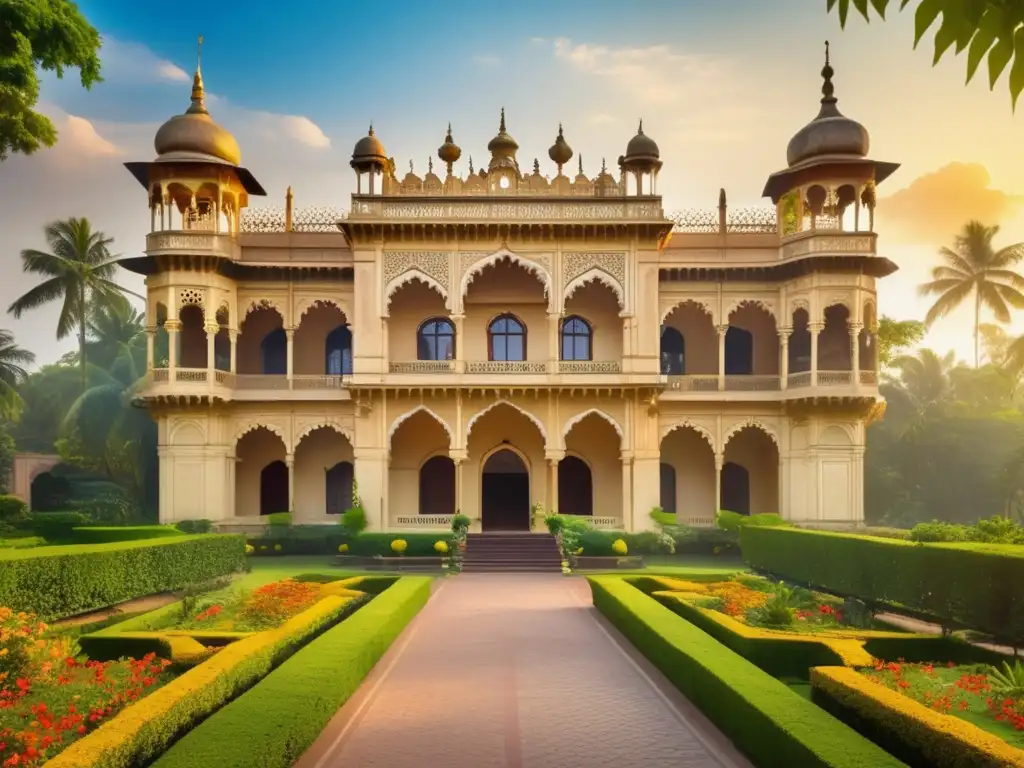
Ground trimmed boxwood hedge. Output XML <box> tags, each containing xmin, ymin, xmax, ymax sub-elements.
<box><xmin>0</xmin><ymin>535</ymin><xmax>246</xmax><ymax>620</ymax></box>
<box><xmin>152</xmin><ymin>576</ymin><xmax>431</xmax><ymax>768</ymax></box>
<box><xmin>588</xmin><ymin>576</ymin><xmax>902</xmax><ymax>767</ymax></box>
<box><xmin>70</xmin><ymin>526</ymin><xmax>185</xmax><ymax>544</ymax></box>
<box><xmin>740</xmin><ymin>526</ymin><xmax>1024</xmax><ymax>643</ymax></box>
<box><xmin>248</xmin><ymin>530</ymin><xmax>454</xmax><ymax>557</ymax></box>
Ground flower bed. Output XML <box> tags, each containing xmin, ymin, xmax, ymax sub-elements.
<box><xmin>0</xmin><ymin>608</ymin><xmax>176</xmax><ymax>766</ymax></box>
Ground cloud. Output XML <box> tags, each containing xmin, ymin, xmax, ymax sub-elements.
<box><xmin>62</xmin><ymin>115</ymin><xmax>120</xmax><ymax>157</ymax></box>
<box><xmin>241</xmin><ymin>111</ymin><xmax>331</xmax><ymax>149</ymax></box>
<box><xmin>99</xmin><ymin>36</ymin><xmax>190</xmax><ymax>84</ymax></box>
<box><xmin>876</xmin><ymin>162</ymin><xmax>1024</xmax><ymax>246</ymax></box>
<box><xmin>473</xmin><ymin>54</ymin><xmax>501</xmax><ymax>67</ymax></box>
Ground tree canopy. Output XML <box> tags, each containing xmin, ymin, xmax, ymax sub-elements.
<box><xmin>0</xmin><ymin>0</ymin><xmax>103</xmax><ymax>160</ymax></box>
<box><xmin>828</xmin><ymin>0</ymin><xmax>1024</xmax><ymax>107</ymax></box>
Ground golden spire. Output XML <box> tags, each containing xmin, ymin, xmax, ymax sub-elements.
<box><xmin>187</xmin><ymin>35</ymin><xmax>208</xmax><ymax>115</ymax></box>
<box><xmin>500</xmin><ymin>107</ymin><xmax>506</xmax><ymax>133</ymax></box>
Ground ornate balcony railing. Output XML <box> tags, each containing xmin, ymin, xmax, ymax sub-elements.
<box><xmin>859</xmin><ymin>370</ymin><xmax>878</xmax><ymax>385</ymax></box>
<box><xmin>394</xmin><ymin>515</ymin><xmax>454</xmax><ymax>528</ymax></box>
<box><xmin>145</xmin><ymin>231</ymin><xmax>239</xmax><ymax>258</ymax></box>
<box><xmin>146</xmin><ymin>369</ymin><xmax>348</xmax><ymax>392</ymax></box>
<box><xmin>589</xmin><ymin>517</ymin><xmax>622</xmax><ymax>529</ymax></box>
<box><xmin>464</xmin><ymin>361</ymin><xmax>549</xmax><ymax>374</ymax></box>
<box><xmin>388</xmin><ymin>360</ymin><xmax>622</xmax><ymax>375</ymax></box>
<box><xmin>787</xmin><ymin>372</ymin><xmax>812</xmax><ymax>389</ymax></box>
<box><xmin>389</xmin><ymin>361</ymin><xmax>456</xmax><ymax>374</ymax></box>
<box><xmin>818</xmin><ymin>371</ymin><xmax>853</xmax><ymax>386</ymax></box>
<box><xmin>557</xmin><ymin>361</ymin><xmax>622</xmax><ymax>374</ymax></box>
<box><xmin>665</xmin><ymin>375</ymin><xmax>719</xmax><ymax>392</ymax></box>
<box><xmin>724</xmin><ymin>375</ymin><xmax>780</xmax><ymax>391</ymax></box>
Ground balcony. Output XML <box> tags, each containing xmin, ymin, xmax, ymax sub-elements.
<box><xmin>145</xmin><ymin>231</ymin><xmax>240</xmax><ymax>260</ymax></box>
<box><xmin>664</xmin><ymin>369</ymin><xmax>878</xmax><ymax>399</ymax></box>
<box><xmin>143</xmin><ymin>369</ymin><xmax>350</xmax><ymax>401</ymax></box>
<box><xmin>380</xmin><ymin>360</ymin><xmax>627</xmax><ymax>387</ymax></box>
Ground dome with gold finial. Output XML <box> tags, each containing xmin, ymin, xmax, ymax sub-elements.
<box><xmin>786</xmin><ymin>42</ymin><xmax>869</xmax><ymax>167</ymax></box>
<box><xmin>438</xmin><ymin>123</ymin><xmax>462</xmax><ymax>168</ymax></box>
<box><xmin>351</xmin><ymin>124</ymin><xmax>388</xmax><ymax>173</ymax></box>
<box><xmin>621</xmin><ymin>119</ymin><xmax>661</xmax><ymax>172</ymax></box>
<box><xmin>153</xmin><ymin>41</ymin><xmax>241</xmax><ymax>166</ymax></box>
<box><xmin>548</xmin><ymin>124</ymin><xmax>573</xmax><ymax>170</ymax></box>
<box><xmin>487</xmin><ymin>107</ymin><xmax>519</xmax><ymax>156</ymax></box>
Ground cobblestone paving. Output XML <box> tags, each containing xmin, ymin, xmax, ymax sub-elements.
<box><xmin>297</xmin><ymin>574</ymin><xmax>751</xmax><ymax>768</ymax></box>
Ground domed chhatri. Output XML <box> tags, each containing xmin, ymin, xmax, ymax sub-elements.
<box><xmin>153</xmin><ymin>49</ymin><xmax>241</xmax><ymax>166</ymax></box>
<box><xmin>621</xmin><ymin>119</ymin><xmax>661</xmax><ymax>171</ymax></box>
<box><xmin>487</xmin><ymin>108</ymin><xmax>519</xmax><ymax>156</ymax></box>
<box><xmin>786</xmin><ymin>41</ymin><xmax>869</xmax><ymax>167</ymax></box>
<box><xmin>351</xmin><ymin>124</ymin><xmax>388</xmax><ymax>173</ymax></box>
<box><xmin>437</xmin><ymin>123</ymin><xmax>462</xmax><ymax>171</ymax></box>
<box><xmin>548</xmin><ymin>123</ymin><xmax>574</xmax><ymax>172</ymax></box>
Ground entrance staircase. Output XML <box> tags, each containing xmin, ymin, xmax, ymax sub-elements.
<box><xmin>461</xmin><ymin>533</ymin><xmax>563</xmax><ymax>573</ymax></box>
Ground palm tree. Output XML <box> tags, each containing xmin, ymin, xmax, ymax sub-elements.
<box><xmin>8</xmin><ymin>218</ymin><xmax>139</xmax><ymax>391</ymax></box>
<box><xmin>59</xmin><ymin>297</ymin><xmax>146</xmax><ymax>373</ymax></box>
<box><xmin>918</xmin><ymin>221</ymin><xmax>1024</xmax><ymax>368</ymax></box>
<box><xmin>0</xmin><ymin>330</ymin><xmax>35</xmax><ymax>419</ymax></box>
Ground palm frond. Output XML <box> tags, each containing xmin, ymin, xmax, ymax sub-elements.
<box><xmin>935</xmin><ymin>246</ymin><xmax>975</xmax><ymax>275</ymax></box>
<box><xmin>978</xmin><ymin>282</ymin><xmax>1013</xmax><ymax>323</ymax></box>
<box><xmin>7</xmin><ymin>277</ymin><xmax>68</xmax><ymax>318</ymax></box>
<box><xmin>922</xmin><ymin>280</ymin><xmax>974</xmax><ymax>326</ymax></box>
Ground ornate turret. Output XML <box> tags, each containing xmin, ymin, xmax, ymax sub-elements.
<box><xmin>619</xmin><ymin>120</ymin><xmax>662</xmax><ymax>195</ymax></box>
<box><xmin>486</xmin><ymin>108</ymin><xmax>521</xmax><ymax>179</ymax></box>
<box><xmin>351</xmin><ymin>124</ymin><xmax>388</xmax><ymax>194</ymax></box>
<box><xmin>437</xmin><ymin>123</ymin><xmax>462</xmax><ymax>176</ymax></box>
<box><xmin>548</xmin><ymin>124</ymin><xmax>573</xmax><ymax>175</ymax></box>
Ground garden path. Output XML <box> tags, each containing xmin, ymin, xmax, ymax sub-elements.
<box><xmin>296</xmin><ymin>574</ymin><xmax>751</xmax><ymax>768</ymax></box>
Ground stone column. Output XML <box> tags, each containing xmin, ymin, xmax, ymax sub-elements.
<box><xmin>229</xmin><ymin>330</ymin><xmax>238</xmax><ymax>374</ymax></box>
<box><xmin>714</xmin><ymin>452</ymin><xmax>724</xmax><ymax>513</ymax></box>
<box><xmin>545</xmin><ymin>449</ymin><xmax>565</xmax><ymax>517</ymax></box>
<box><xmin>620</xmin><ymin>454</ymin><xmax>634</xmax><ymax>531</ymax></box>
<box><xmin>717</xmin><ymin>324</ymin><xmax>728</xmax><ymax>390</ymax></box>
<box><xmin>205</xmin><ymin>323</ymin><xmax>218</xmax><ymax>381</ymax></box>
<box><xmin>850</xmin><ymin>322</ymin><xmax>863</xmax><ymax>387</ymax></box>
<box><xmin>165</xmin><ymin>320</ymin><xmax>180</xmax><ymax>382</ymax></box>
<box><xmin>452</xmin><ymin>314</ymin><xmax>465</xmax><ymax>373</ymax></box>
<box><xmin>809</xmin><ymin>322</ymin><xmax>823</xmax><ymax>387</ymax></box>
<box><xmin>285</xmin><ymin>453</ymin><xmax>295</xmax><ymax>515</ymax></box>
<box><xmin>285</xmin><ymin>327</ymin><xmax>295</xmax><ymax>386</ymax></box>
<box><xmin>778</xmin><ymin>327</ymin><xmax>791</xmax><ymax>390</ymax></box>
<box><xmin>450</xmin><ymin>449</ymin><xmax>467</xmax><ymax>515</ymax></box>
<box><xmin>547</xmin><ymin>312</ymin><xmax>561</xmax><ymax>374</ymax></box>
<box><xmin>146</xmin><ymin>327</ymin><xmax>156</xmax><ymax>371</ymax></box>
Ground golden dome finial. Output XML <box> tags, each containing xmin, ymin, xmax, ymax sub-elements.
<box><xmin>188</xmin><ymin>35</ymin><xmax>208</xmax><ymax>115</ymax></box>
<box><xmin>500</xmin><ymin>107</ymin><xmax>506</xmax><ymax>133</ymax></box>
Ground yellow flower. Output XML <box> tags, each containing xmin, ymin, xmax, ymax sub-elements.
<box><xmin>338</xmin><ymin>543</ymin><xmax>349</xmax><ymax>553</ymax></box>
<box><xmin>260</xmin><ymin>545</ymin><xmax>268</xmax><ymax>551</ymax></box>
<box><xmin>433</xmin><ymin>540</ymin><xmax>449</xmax><ymax>554</ymax></box>
<box><xmin>273</xmin><ymin>544</ymin><xmax>282</xmax><ymax>552</ymax></box>
<box><xmin>391</xmin><ymin>539</ymin><xmax>408</xmax><ymax>554</ymax></box>
<box><xmin>612</xmin><ymin>538</ymin><xmax>628</xmax><ymax>555</ymax></box>
<box><xmin>245</xmin><ymin>544</ymin><xmax>254</xmax><ymax>554</ymax></box>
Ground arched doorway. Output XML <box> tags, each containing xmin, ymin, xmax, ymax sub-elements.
<box><xmin>481</xmin><ymin>448</ymin><xmax>529</xmax><ymax>531</ymax></box>
<box><xmin>325</xmin><ymin>461</ymin><xmax>354</xmax><ymax>515</ymax></box>
<box><xmin>558</xmin><ymin>455</ymin><xmax>593</xmax><ymax>516</ymax></box>
<box><xmin>260</xmin><ymin>460</ymin><xmax>289</xmax><ymax>515</ymax></box>
<box><xmin>720</xmin><ymin>462</ymin><xmax>750</xmax><ymax>515</ymax></box>
<box><xmin>419</xmin><ymin>455</ymin><xmax>456</xmax><ymax>516</ymax></box>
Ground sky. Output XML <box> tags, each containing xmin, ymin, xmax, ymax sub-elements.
<box><xmin>3</xmin><ymin>0</ymin><xmax>1024</xmax><ymax>366</ymax></box>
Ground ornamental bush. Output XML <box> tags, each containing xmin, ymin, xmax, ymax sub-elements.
<box><xmin>70</xmin><ymin>526</ymin><xmax>185</xmax><ymax>544</ymax></box>
<box><xmin>0</xmin><ymin>535</ymin><xmax>247</xmax><ymax>620</ymax></box>
<box><xmin>0</xmin><ymin>495</ymin><xmax>27</xmax><ymax>521</ymax></box>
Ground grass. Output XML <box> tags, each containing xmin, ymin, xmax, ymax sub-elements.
<box><xmin>235</xmin><ymin>556</ymin><xmax>407</xmax><ymax>589</ymax></box>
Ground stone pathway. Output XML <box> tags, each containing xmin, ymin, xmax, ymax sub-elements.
<box><xmin>296</xmin><ymin>574</ymin><xmax>751</xmax><ymax>768</ymax></box>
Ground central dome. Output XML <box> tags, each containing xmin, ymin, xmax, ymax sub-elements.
<box><xmin>153</xmin><ymin>71</ymin><xmax>241</xmax><ymax>166</ymax></box>
<box><xmin>487</xmin><ymin>108</ymin><xmax>519</xmax><ymax>155</ymax></box>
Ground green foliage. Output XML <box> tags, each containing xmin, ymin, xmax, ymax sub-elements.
<box><xmin>588</xmin><ymin>576</ymin><xmax>903</xmax><ymax>767</ymax></box>
<box><xmin>648</xmin><ymin>506</ymin><xmax>677</xmax><ymax>527</ymax></box>
<box><xmin>176</xmin><ymin>519</ymin><xmax>213</xmax><ymax>534</ymax></box>
<box><xmin>69</xmin><ymin>525</ymin><xmax>184</xmax><ymax>544</ymax></box>
<box><xmin>0</xmin><ymin>494</ymin><xmax>27</xmax><ymax>521</ymax></box>
<box><xmin>909</xmin><ymin>515</ymin><xmax>1024</xmax><ymax>543</ymax></box>
<box><xmin>265</xmin><ymin>512</ymin><xmax>292</xmax><ymax>526</ymax></box>
<box><xmin>450</xmin><ymin>512</ymin><xmax>470</xmax><ymax>534</ymax></box>
<box><xmin>0</xmin><ymin>330</ymin><xmax>35</xmax><ymax>419</ymax></box>
<box><xmin>340</xmin><ymin>505</ymin><xmax>367</xmax><ymax>536</ymax></box>
<box><xmin>347</xmin><ymin>533</ymin><xmax>454</xmax><ymax>557</ymax></box>
<box><xmin>749</xmin><ymin>583</ymin><xmax>816</xmax><ymax>628</ymax></box>
<box><xmin>876</xmin><ymin>315</ymin><xmax>926</xmax><ymax>367</ymax></box>
<box><xmin>0</xmin><ymin>536</ymin><xmax>44</xmax><ymax>549</ymax></box>
<box><xmin>152</xmin><ymin>577</ymin><xmax>430</xmax><ymax>768</ymax></box>
<box><xmin>717</xmin><ymin>510</ymin><xmax>789</xmax><ymax>533</ymax></box>
<box><xmin>828</xmin><ymin>0</ymin><xmax>1024</xmax><ymax>109</ymax></box>
<box><xmin>987</xmin><ymin>659</ymin><xmax>1024</xmax><ymax>697</ymax></box>
<box><xmin>67</xmin><ymin>491</ymin><xmax>138</xmax><ymax>523</ymax></box>
<box><xmin>740</xmin><ymin>526</ymin><xmax>1024</xmax><ymax>643</ymax></box>
<box><xmin>575</xmin><ymin>529</ymin><xmax>676</xmax><ymax>556</ymax></box>
<box><xmin>0</xmin><ymin>534</ymin><xmax>245</xmax><ymax>619</ymax></box>
<box><xmin>0</xmin><ymin>0</ymin><xmax>103</xmax><ymax>159</ymax></box>
<box><xmin>19</xmin><ymin>510</ymin><xmax>91</xmax><ymax>539</ymax></box>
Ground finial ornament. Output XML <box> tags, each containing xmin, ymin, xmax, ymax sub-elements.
<box><xmin>468</xmin><ymin>155</ymin><xmax>474</xmax><ymax>174</ymax></box>
<box><xmin>368</xmin><ymin>122</ymin><xmax>374</xmax><ymax>136</ymax></box>
<box><xmin>428</xmin><ymin>156</ymin><xmax>433</xmax><ymax>174</ymax></box>
<box><xmin>820</xmin><ymin>40</ymin><xmax>836</xmax><ymax>104</ymax></box>
<box><xmin>533</xmin><ymin>158</ymin><xmax>540</xmax><ymax>174</ymax></box>
<box><xmin>578</xmin><ymin>154</ymin><xmax>583</xmax><ymax>175</ymax></box>
<box><xmin>187</xmin><ymin>36</ymin><xmax>207</xmax><ymax>114</ymax></box>
<box><xmin>601</xmin><ymin>157</ymin><xmax>607</xmax><ymax>173</ymax></box>
<box><xmin>500</xmin><ymin>107</ymin><xmax>506</xmax><ymax>132</ymax></box>
<box><xmin>409</xmin><ymin>159</ymin><xmax>414</xmax><ymax>174</ymax></box>
<box><xmin>197</xmin><ymin>35</ymin><xmax>204</xmax><ymax>72</ymax></box>
<box><xmin>638</xmin><ymin>118</ymin><xmax>644</xmax><ymax>134</ymax></box>
<box><xmin>558</xmin><ymin>123</ymin><xmax>564</xmax><ymax>137</ymax></box>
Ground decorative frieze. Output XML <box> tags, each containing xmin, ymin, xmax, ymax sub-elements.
<box><xmin>562</xmin><ymin>252</ymin><xmax>627</xmax><ymax>287</ymax></box>
<box><xmin>382</xmin><ymin>251</ymin><xmax>452</xmax><ymax>291</ymax></box>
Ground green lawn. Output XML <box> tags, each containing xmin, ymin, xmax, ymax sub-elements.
<box><xmin>236</xmin><ymin>556</ymin><xmax>408</xmax><ymax>588</ymax></box>
<box><xmin>575</xmin><ymin>554</ymin><xmax>746</xmax><ymax>577</ymax></box>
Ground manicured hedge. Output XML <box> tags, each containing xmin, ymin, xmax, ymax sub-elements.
<box><xmin>152</xmin><ymin>576</ymin><xmax>431</xmax><ymax>768</ymax></box>
<box><xmin>71</xmin><ymin>526</ymin><xmax>185</xmax><ymax>544</ymax></box>
<box><xmin>812</xmin><ymin>666</ymin><xmax>1024</xmax><ymax>767</ymax></box>
<box><xmin>45</xmin><ymin>592</ymin><xmax>365</xmax><ymax>768</ymax></box>
<box><xmin>740</xmin><ymin>526</ymin><xmax>1024</xmax><ymax>643</ymax></box>
<box><xmin>588</xmin><ymin>576</ymin><xmax>902</xmax><ymax>768</ymax></box>
<box><xmin>248</xmin><ymin>530</ymin><xmax>454</xmax><ymax>557</ymax></box>
<box><xmin>0</xmin><ymin>535</ymin><xmax>246</xmax><ymax>620</ymax></box>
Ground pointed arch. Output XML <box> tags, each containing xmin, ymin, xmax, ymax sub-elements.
<box><xmin>723</xmin><ymin>418</ymin><xmax>778</xmax><ymax>448</ymax></box>
<box><xmin>660</xmin><ymin>419</ymin><xmax>716</xmax><ymax>453</ymax></box>
<box><xmin>661</xmin><ymin>298</ymin><xmax>715</xmax><ymax>324</ymax></box>
<box><xmin>563</xmin><ymin>408</ymin><xmax>623</xmax><ymax>441</ymax></box>
<box><xmin>296</xmin><ymin>297</ymin><xmax>350</xmax><ymax>324</ymax></box>
<box><xmin>460</xmin><ymin>249</ymin><xmax>552</xmax><ymax>300</ymax></box>
<box><xmin>466</xmin><ymin>400</ymin><xmax>548</xmax><ymax>443</ymax></box>
<box><xmin>563</xmin><ymin>269</ymin><xmax>624</xmax><ymax>309</ymax></box>
<box><xmin>387</xmin><ymin>405</ymin><xmax>454</xmax><ymax>449</ymax></box>
<box><xmin>234</xmin><ymin>421</ymin><xmax>288</xmax><ymax>450</ymax></box>
<box><xmin>384</xmin><ymin>270</ymin><xmax>449</xmax><ymax>314</ymax></box>
<box><xmin>294</xmin><ymin>420</ymin><xmax>354</xmax><ymax>447</ymax></box>
<box><xmin>241</xmin><ymin>298</ymin><xmax>284</xmax><ymax>323</ymax></box>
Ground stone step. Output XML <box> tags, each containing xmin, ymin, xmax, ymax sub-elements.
<box><xmin>461</xmin><ymin>564</ymin><xmax>564</xmax><ymax>573</ymax></box>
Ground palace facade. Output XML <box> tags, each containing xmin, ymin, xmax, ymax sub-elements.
<box><xmin>122</xmin><ymin>46</ymin><xmax>897</xmax><ymax>533</ymax></box>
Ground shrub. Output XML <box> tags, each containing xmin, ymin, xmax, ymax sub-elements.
<box><xmin>151</xmin><ymin>577</ymin><xmax>431</xmax><ymax>768</ymax></box>
<box><xmin>434</xmin><ymin>540</ymin><xmax>449</xmax><ymax>555</ymax></box>
<box><xmin>450</xmin><ymin>513</ymin><xmax>470</xmax><ymax>534</ymax></box>
<box><xmin>718</xmin><ymin>510</ymin><xmax>789</xmax><ymax>533</ymax></box>
<box><xmin>0</xmin><ymin>495</ymin><xmax>27</xmax><ymax>521</ymax></box>
<box><xmin>909</xmin><ymin>516</ymin><xmax>1024</xmax><ymax>544</ymax></box>
<box><xmin>340</xmin><ymin>505</ymin><xmax>367</xmax><ymax>535</ymax></box>
<box><xmin>265</xmin><ymin>512</ymin><xmax>291</xmax><ymax>526</ymax></box>
<box><xmin>19</xmin><ymin>511</ymin><xmax>92</xmax><ymax>540</ymax></box>
<box><xmin>176</xmin><ymin>520</ymin><xmax>213</xmax><ymax>534</ymax></box>
<box><xmin>0</xmin><ymin>535</ymin><xmax>246</xmax><ymax>620</ymax></box>
<box><xmin>71</xmin><ymin>526</ymin><xmax>185</xmax><ymax>544</ymax></box>
<box><xmin>740</xmin><ymin>526</ymin><xmax>1024</xmax><ymax>644</ymax></box>
<box><xmin>588</xmin><ymin>576</ymin><xmax>902</xmax><ymax>767</ymax></box>
<box><xmin>390</xmin><ymin>539</ymin><xmax>407</xmax><ymax>555</ymax></box>
<box><xmin>347</xmin><ymin>533</ymin><xmax>453</xmax><ymax>557</ymax></box>
<box><xmin>69</xmin><ymin>494</ymin><xmax>139</xmax><ymax>524</ymax></box>
<box><xmin>908</xmin><ymin>520</ymin><xmax>973</xmax><ymax>542</ymax></box>
<box><xmin>612</xmin><ymin>538</ymin><xmax>628</xmax><ymax>555</ymax></box>
<box><xmin>648</xmin><ymin>506</ymin><xmax>676</xmax><ymax>527</ymax></box>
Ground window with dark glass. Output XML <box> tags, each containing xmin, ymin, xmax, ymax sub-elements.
<box><xmin>417</xmin><ymin>318</ymin><xmax>456</xmax><ymax>361</ymax></box>
<box><xmin>326</xmin><ymin>325</ymin><xmax>353</xmax><ymax>375</ymax></box>
<box><xmin>261</xmin><ymin>328</ymin><xmax>287</xmax><ymax>375</ymax></box>
<box><xmin>660</xmin><ymin>325</ymin><xmax>684</xmax><ymax>374</ymax></box>
<box><xmin>488</xmin><ymin>314</ymin><xmax>526</xmax><ymax>361</ymax></box>
<box><xmin>560</xmin><ymin>316</ymin><xmax>592</xmax><ymax>361</ymax></box>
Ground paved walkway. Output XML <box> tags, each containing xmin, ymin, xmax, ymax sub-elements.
<box><xmin>296</xmin><ymin>574</ymin><xmax>751</xmax><ymax>768</ymax></box>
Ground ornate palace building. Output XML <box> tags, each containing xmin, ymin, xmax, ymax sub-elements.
<box><xmin>122</xmin><ymin>45</ymin><xmax>897</xmax><ymax>533</ymax></box>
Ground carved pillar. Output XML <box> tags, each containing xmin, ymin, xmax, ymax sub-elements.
<box><xmin>778</xmin><ymin>326</ymin><xmax>792</xmax><ymax>390</ymax></box>
<box><xmin>452</xmin><ymin>314</ymin><xmax>465</xmax><ymax>373</ymax></box>
<box><xmin>850</xmin><ymin>322</ymin><xmax>863</xmax><ymax>387</ymax></box>
<box><xmin>809</xmin><ymin>322</ymin><xmax>823</xmax><ymax>387</ymax></box>
<box><xmin>621</xmin><ymin>454</ymin><xmax>633</xmax><ymax>530</ymax></box>
<box><xmin>714</xmin><ymin>452</ymin><xmax>724</xmax><ymax>514</ymax></box>
<box><xmin>205</xmin><ymin>323</ymin><xmax>218</xmax><ymax>379</ymax></box>
<box><xmin>146</xmin><ymin>327</ymin><xmax>156</xmax><ymax>371</ymax></box>
<box><xmin>716</xmin><ymin>324</ymin><xmax>728</xmax><ymax>391</ymax></box>
<box><xmin>545</xmin><ymin>449</ymin><xmax>565</xmax><ymax>516</ymax></box>
<box><xmin>285</xmin><ymin>453</ymin><xmax>295</xmax><ymax>514</ymax></box>
<box><xmin>229</xmin><ymin>330</ymin><xmax>238</xmax><ymax>374</ymax></box>
<box><xmin>450</xmin><ymin>451</ymin><xmax>467</xmax><ymax>515</ymax></box>
<box><xmin>285</xmin><ymin>327</ymin><xmax>295</xmax><ymax>385</ymax></box>
<box><xmin>547</xmin><ymin>312</ymin><xmax>561</xmax><ymax>373</ymax></box>
<box><xmin>165</xmin><ymin>320</ymin><xmax>180</xmax><ymax>382</ymax></box>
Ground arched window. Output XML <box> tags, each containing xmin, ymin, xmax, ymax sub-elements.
<box><xmin>560</xmin><ymin>316</ymin><xmax>592</xmax><ymax>361</ymax></box>
<box><xmin>419</xmin><ymin>456</ymin><xmax>456</xmax><ymax>515</ymax></box>
<box><xmin>325</xmin><ymin>461</ymin><xmax>354</xmax><ymax>515</ymax></box>
<box><xmin>659</xmin><ymin>463</ymin><xmax>677</xmax><ymax>514</ymax></box>
<box><xmin>417</xmin><ymin>318</ymin><xmax>455</xmax><ymax>361</ymax></box>
<box><xmin>557</xmin><ymin>456</ymin><xmax>593</xmax><ymax>515</ymax></box>
<box><xmin>721</xmin><ymin>462</ymin><xmax>750</xmax><ymax>515</ymax></box>
<box><xmin>326</xmin><ymin>325</ymin><xmax>353</xmax><ymax>375</ymax></box>
<box><xmin>260</xmin><ymin>460</ymin><xmax>289</xmax><ymax>515</ymax></box>
<box><xmin>488</xmin><ymin>314</ymin><xmax>526</xmax><ymax>361</ymax></box>
<box><xmin>660</xmin><ymin>326</ymin><xmax>684</xmax><ymax>374</ymax></box>
<box><xmin>724</xmin><ymin>327</ymin><xmax>753</xmax><ymax>375</ymax></box>
<box><xmin>261</xmin><ymin>328</ymin><xmax>287</xmax><ymax>375</ymax></box>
